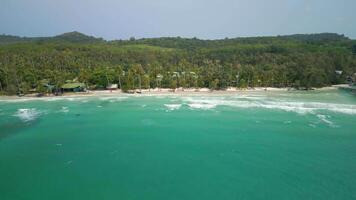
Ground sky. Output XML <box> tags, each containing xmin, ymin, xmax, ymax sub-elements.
<box><xmin>0</xmin><ymin>0</ymin><xmax>355</xmax><ymax>40</ymax></box>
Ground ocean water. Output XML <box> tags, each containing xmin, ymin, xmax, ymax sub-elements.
<box><xmin>0</xmin><ymin>90</ymin><xmax>356</xmax><ymax>200</ymax></box>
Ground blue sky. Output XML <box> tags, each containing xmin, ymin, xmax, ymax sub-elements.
<box><xmin>0</xmin><ymin>0</ymin><xmax>355</xmax><ymax>39</ymax></box>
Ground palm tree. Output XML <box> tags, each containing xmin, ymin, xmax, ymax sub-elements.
<box><xmin>156</xmin><ymin>74</ymin><xmax>163</xmax><ymax>90</ymax></box>
<box><xmin>137</xmin><ymin>75</ymin><xmax>142</xmax><ymax>93</ymax></box>
<box><xmin>118</xmin><ymin>70</ymin><xmax>125</xmax><ymax>90</ymax></box>
<box><xmin>235</xmin><ymin>72</ymin><xmax>240</xmax><ymax>88</ymax></box>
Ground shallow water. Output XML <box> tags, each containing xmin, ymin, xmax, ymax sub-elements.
<box><xmin>0</xmin><ymin>90</ymin><xmax>356</xmax><ymax>200</ymax></box>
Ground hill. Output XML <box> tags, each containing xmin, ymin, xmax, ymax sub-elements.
<box><xmin>0</xmin><ymin>32</ymin><xmax>355</xmax><ymax>94</ymax></box>
<box><xmin>0</xmin><ymin>31</ymin><xmax>104</xmax><ymax>45</ymax></box>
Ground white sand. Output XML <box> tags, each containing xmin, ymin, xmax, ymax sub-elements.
<box><xmin>0</xmin><ymin>87</ymin><xmax>338</xmax><ymax>100</ymax></box>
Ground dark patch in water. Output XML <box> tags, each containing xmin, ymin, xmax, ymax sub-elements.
<box><xmin>0</xmin><ymin>121</ymin><xmax>31</xmax><ymax>140</ymax></box>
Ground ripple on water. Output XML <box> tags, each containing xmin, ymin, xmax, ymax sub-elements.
<box><xmin>316</xmin><ymin>114</ymin><xmax>338</xmax><ymax>128</ymax></box>
<box><xmin>60</xmin><ymin>107</ymin><xmax>69</xmax><ymax>113</ymax></box>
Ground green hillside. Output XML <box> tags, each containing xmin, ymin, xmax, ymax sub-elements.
<box><xmin>0</xmin><ymin>32</ymin><xmax>355</xmax><ymax>94</ymax></box>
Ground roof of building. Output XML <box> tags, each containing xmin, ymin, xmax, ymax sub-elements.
<box><xmin>107</xmin><ymin>84</ymin><xmax>118</xmax><ymax>89</ymax></box>
<box><xmin>61</xmin><ymin>83</ymin><xmax>85</xmax><ymax>89</ymax></box>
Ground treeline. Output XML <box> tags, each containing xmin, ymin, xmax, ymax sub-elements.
<box><xmin>0</xmin><ymin>32</ymin><xmax>356</xmax><ymax>94</ymax></box>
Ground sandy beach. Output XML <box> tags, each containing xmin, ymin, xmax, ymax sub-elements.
<box><xmin>0</xmin><ymin>86</ymin><xmax>339</xmax><ymax>101</ymax></box>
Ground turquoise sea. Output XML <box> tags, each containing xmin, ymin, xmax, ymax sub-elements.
<box><xmin>0</xmin><ymin>90</ymin><xmax>356</xmax><ymax>200</ymax></box>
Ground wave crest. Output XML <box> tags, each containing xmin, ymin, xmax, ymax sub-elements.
<box><xmin>182</xmin><ymin>97</ymin><xmax>356</xmax><ymax>115</ymax></box>
<box><xmin>164</xmin><ymin>104</ymin><xmax>182</xmax><ymax>111</ymax></box>
<box><xmin>99</xmin><ymin>96</ymin><xmax>128</xmax><ymax>102</ymax></box>
<box><xmin>14</xmin><ymin>108</ymin><xmax>42</xmax><ymax>122</ymax></box>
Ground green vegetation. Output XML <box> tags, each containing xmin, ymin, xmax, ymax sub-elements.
<box><xmin>61</xmin><ymin>82</ymin><xmax>86</xmax><ymax>90</ymax></box>
<box><xmin>0</xmin><ymin>32</ymin><xmax>355</xmax><ymax>95</ymax></box>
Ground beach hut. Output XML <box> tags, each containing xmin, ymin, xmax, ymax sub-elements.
<box><xmin>43</xmin><ymin>83</ymin><xmax>55</xmax><ymax>93</ymax></box>
<box><xmin>335</xmin><ymin>70</ymin><xmax>343</xmax><ymax>75</ymax></box>
<box><xmin>61</xmin><ymin>82</ymin><xmax>86</xmax><ymax>92</ymax></box>
<box><xmin>106</xmin><ymin>84</ymin><xmax>118</xmax><ymax>90</ymax></box>
<box><xmin>28</xmin><ymin>80</ymin><xmax>56</xmax><ymax>95</ymax></box>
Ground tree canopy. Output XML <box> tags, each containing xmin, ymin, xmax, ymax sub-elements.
<box><xmin>0</xmin><ymin>32</ymin><xmax>355</xmax><ymax>94</ymax></box>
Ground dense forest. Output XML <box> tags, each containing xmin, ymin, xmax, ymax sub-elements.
<box><xmin>0</xmin><ymin>31</ymin><xmax>356</xmax><ymax>95</ymax></box>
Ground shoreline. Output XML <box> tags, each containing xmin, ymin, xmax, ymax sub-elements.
<box><xmin>0</xmin><ymin>86</ymin><xmax>339</xmax><ymax>101</ymax></box>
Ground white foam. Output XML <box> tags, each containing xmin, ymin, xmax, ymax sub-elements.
<box><xmin>60</xmin><ymin>107</ymin><xmax>69</xmax><ymax>113</ymax></box>
<box><xmin>232</xmin><ymin>95</ymin><xmax>266</xmax><ymax>100</ymax></box>
<box><xmin>164</xmin><ymin>104</ymin><xmax>182</xmax><ymax>111</ymax></box>
<box><xmin>14</xmin><ymin>108</ymin><xmax>41</xmax><ymax>122</ymax></box>
<box><xmin>188</xmin><ymin>103</ymin><xmax>217</xmax><ymax>110</ymax></box>
<box><xmin>183</xmin><ymin>97</ymin><xmax>221</xmax><ymax>110</ymax></box>
<box><xmin>309</xmin><ymin>123</ymin><xmax>317</xmax><ymax>128</ymax></box>
<box><xmin>317</xmin><ymin>114</ymin><xmax>337</xmax><ymax>127</ymax></box>
<box><xmin>0</xmin><ymin>98</ymin><xmax>37</xmax><ymax>103</ymax></box>
<box><xmin>0</xmin><ymin>96</ymin><xmax>86</xmax><ymax>102</ymax></box>
<box><xmin>328</xmin><ymin>107</ymin><xmax>356</xmax><ymax>115</ymax></box>
<box><xmin>39</xmin><ymin>97</ymin><xmax>85</xmax><ymax>102</ymax></box>
<box><xmin>99</xmin><ymin>96</ymin><xmax>128</xmax><ymax>102</ymax></box>
<box><xmin>252</xmin><ymin>101</ymin><xmax>315</xmax><ymax>114</ymax></box>
<box><xmin>181</xmin><ymin>96</ymin><xmax>356</xmax><ymax>115</ymax></box>
<box><xmin>42</xmin><ymin>97</ymin><xmax>66</xmax><ymax>102</ymax></box>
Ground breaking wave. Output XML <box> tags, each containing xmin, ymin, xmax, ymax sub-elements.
<box><xmin>99</xmin><ymin>96</ymin><xmax>128</xmax><ymax>102</ymax></box>
<box><xmin>188</xmin><ymin>103</ymin><xmax>217</xmax><ymax>110</ymax></box>
<box><xmin>0</xmin><ymin>96</ymin><xmax>85</xmax><ymax>102</ymax></box>
<box><xmin>316</xmin><ymin>114</ymin><xmax>337</xmax><ymax>127</ymax></box>
<box><xmin>60</xmin><ymin>107</ymin><xmax>69</xmax><ymax>113</ymax></box>
<box><xmin>13</xmin><ymin>108</ymin><xmax>42</xmax><ymax>122</ymax></box>
<box><xmin>182</xmin><ymin>97</ymin><xmax>356</xmax><ymax>115</ymax></box>
<box><xmin>43</xmin><ymin>97</ymin><xmax>84</xmax><ymax>102</ymax></box>
<box><xmin>164</xmin><ymin>104</ymin><xmax>182</xmax><ymax>111</ymax></box>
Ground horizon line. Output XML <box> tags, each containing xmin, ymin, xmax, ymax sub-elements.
<box><xmin>0</xmin><ymin>31</ymin><xmax>353</xmax><ymax>41</ymax></box>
